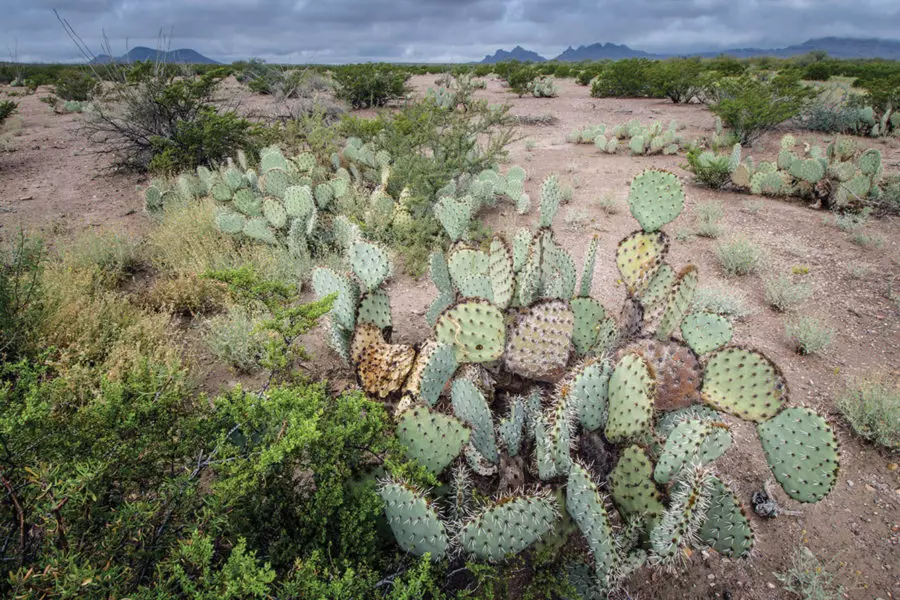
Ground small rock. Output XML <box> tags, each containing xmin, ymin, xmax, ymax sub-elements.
<box><xmin>767</xmin><ymin>582</ymin><xmax>776</xmax><ymax>589</ymax></box>
<box><xmin>865</xmin><ymin>484</ymin><xmax>876</xmax><ymax>492</ymax></box>
<box><xmin>848</xmin><ymin>480</ymin><xmax>854</xmax><ymax>487</ymax></box>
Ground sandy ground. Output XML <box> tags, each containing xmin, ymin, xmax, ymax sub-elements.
<box><xmin>1</xmin><ymin>74</ymin><xmax>898</xmax><ymax>600</ymax></box>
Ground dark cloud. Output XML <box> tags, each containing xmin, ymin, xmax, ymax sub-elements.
<box><xmin>2</xmin><ymin>0</ymin><xmax>897</xmax><ymax>63</ymax></box>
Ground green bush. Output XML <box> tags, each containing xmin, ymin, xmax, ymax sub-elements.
<box><xmin>710</xmin><ymin>74</ymin><xmax>816</xmax><ymax>144</ymax></box>
<box><xmin>333</xmin><ymin>64</ymin><xmax>410</xmax><ymax>108</ymax></box>
<box><xmin>148</xmin><ymin>108</ymin><xmax>255</xmax><ymax>174</ymax></box>
<box><xmin>685</xmin><ymin>146</ymin><xmax>733</xmax><ymax>189</ymax></box>
<box><xmin>0</xmin><ymin>100</ymin><xmax>17</xmax><ymax>125</ymax></box>
<box><xmin>505</xmin><ymin>65</ymin><xmax>538</xmax><ymax>97</ymax></box>
<box><xmin>590</xmin><ymin>59</ymin><xmax>658</xmax><ymax>98</ymax></box>
<box><xmin>836</xmin><ymin>378</ymin><xmax>900</xmax><ymax>450</ymax></box>
<box><xmin>53</xmin><ymin>68</ymin><xmax>97</xmax><ymax>101</ymax></box>
<box><xmin>649</xmin><ymin>59</ymin><xmax>703</xmax><ymax>103</ymax></box>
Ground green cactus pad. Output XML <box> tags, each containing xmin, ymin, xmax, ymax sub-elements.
<box><xmin>498</xmin><ymin>397</ymin><xmax>527</xmax><ymax>456</ymax></box>
<box><xmin>681</xmin><ymin>312</ymin><xmax>733</xmax><ymax>355</ymax></box>
<box><xmin>731</xmin><ymin>162</ymin><xmax>753</xmax><ymax>189</ymax></box>
<box><xmin>232</xmin><ymin>188</ymin><xmax>263</xmax><ymax>216</ymax></box>
<box><xmin>757</xmin><ymin>407</ymin><xmax>839</xmax><ymax>503</ymax></box>
<box><xmin>260</xmin><ymin>168</ymin><xmax>289</xmax><ymax>199</ymax></box>
<box><xmin>650</xmin><ymin>466</ymin><xmax>712</xmax><ymax>561</ymax></box>
<box><xmin>701</xmin><ymin>348</ymin><xmax>787</xmax><ymax>422</ymax></box>
<box><xmin>489</xmin><ymin>237</ymin><xmax>515</xmax><ymax>309</ymax></box>
<box><xmin>699</xmin><ymin>477</ymin><xmax>754</xmax><ymax>558</ymax></box>
<box><xmin>539</xmin><ymin>175</ymin><xmax>562</xmax><ymax>228</ymax></box>
<box><xmin>605</xmin><ymin>353</ymin><xmax>655</xmax><ymax>443</ymax></box>
<box><xmin>570</xmin><ymin>297</ymin><xmax>608</xmax><ymax>356</ymax></box>
<box><xmin>332</xmin><ymin>215</ymin><xmax>360</xmax><ymax>251</ymax></box>
<box><xmin>379</xmin><ymin>482</ymin><xmax>449</xmax><ymax>559</ymax></box>
<box><xmin>426</xmin><ymin>290</ymin><xmax>455</xmax><ymax>328</ymax></box>
<box><xmin>435</xmin><ymin>300</ymin><xmax>505</xmax><ymax>363</ymax></box>
<box><xmin>434</xmin><ymin>195</ymin><xmax>473</xmax><ymax>242</ymax></box>
<box><xmin>293</xmin><ymin>151</ymin><xmax>316</xmax><ymax>172</ymax></box>
<box><xmin>789</xmin><ymin>158</ymin><xmax>826</xmax><ymax>184</ymax></box>
<box><xmin>214</xmin><ymin>208</ymin><xmax>246</xmax><ymax>234</ymax></box>
<box><xmin>567</xmin><ymin>359</ymin><xmax>611</xmax><ymax>431</ymax></box>
<box><xmin>543</xmin><ymin>394</ymin><xmax>574</xmax><ymax>478</ymax></box>
<box><xmin>405</xmin><ymin>341</ymin><xmax>457</xmax><ymax>406</ymax></box>
<box><xmin>653</xmin><ymin>419</ymin><xmax>732</xmax><ymax>484</ymax></box>
<box><xmin>616</xmin><ymin>230</ymin><xmax>669</xmax><ymax>295</ymax></box>
<box><xmin>777</xmin><ymin>149</ymin><xmax>797</xmax><ymax>171</ymax></box>
<box><xmin>260</xmin><ymin>147</ymin><xmax>288</xmax><ymax>173</ymax></box>
<box><xmin>357</xmin><ymin>290</ymin><xmax>392</xmax><ymax>330</ymax></box>
<box><xmin>637</xmin><ymin>263</ymin><xmax>675</xmax><ymax>313</ymax></box>
<box><xmin>656</xmin><ymin>266</ymin><xmax>699</xmax><ymax>340</ymax></box>
<box><xmin>350</xmin><ymin>239</ymin><xmax>393</xmax><ymax>292</ymax></box>
<box><xmin>512</xmin><ymin>229</ymin><xmax>532</xmax><ymax>273</ymax></box>
<box><xmin>448</xmin><ymin>248</ymin><xmax>492</xmax><ymax>300</ymax></box>
<box><xmin>210</xmin><ymin>181</ymin><xmax>234</xmax><ymax>202</ymax></box>
<box><xmin>223</xmin><ymin>167</ymin><xmax>245</xmax><ymax>191</ymax></box>
<box><xmin>242</xmin><ymin>217</ymin><xmax>277</xmax><ymax>244</ymax></box>
<box><xmin>577</xmin><ymin>235</ymin><xmax>600</xmax><ymax>298</ymax></box>
<box><xmin>457</xmin><ymin>495</ymin><xmax>559</xmax><ymax>562</ymax></box>
<box><xmin>283</xmin><ymin>185</ymin><xmax>315</xmax><ymax>220</ymax></box>
<box><xmin>451</xmin><ymin>378</ymin><xmax>499</xmax><ymax>464</ymax></box>
<box><xmin>397</xmin><ymin>405</ymin><xmax>470</xmax><ymax>475</ymax></box>
<box><xmin>504</xmin><ymin>299</ymin><xmax>575</xmax><ymax>383</ymax></box>
<box><xmin>311</xmin><ymin>267</ymin><xmax>360</xmax><ymax>332</ymax></box>
<box><xmin>858</xmin><ymin>148</ymin><xmax>881</xmax><ymax>177</ymax></box>
<box><xmin>567</xmin><ymin>463</ymin><xmax>615</xmax><ymax>582</ymax></box>
<box><xmin>314</xmin><ymin>182</ymin><xmax>334</xmax><ymax>208</ymax></box>
<box><xmin>429</xmin><ymin>251</ymin><xmax>453</xmax><ymax>295</ymax></box>
<box><xmin>262</xmin><ymin>197</ymin><xmax>288</xmax><ymax>229</ymax></box>
<box><xmin>609</xmin><ymin>445</ymin><xmax>664</xmax><ymax>523</ymax></box>
<box><xmin>628</xmin><ymin>169</ymin><xmax>684</xmax><ymax>232</ymax></box>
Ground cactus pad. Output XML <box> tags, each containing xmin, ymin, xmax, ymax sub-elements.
<box><xmin>215</xmin><ymin>208</ymin><xmax>246</xmax><ymax>234</ymax></box>
<box><xmin>262</xmin><ymin>197</ymin><xmax>287</xmax><ymax>229</ymax></box>
<box><xmin>701</xmin><ymin>348</ymin><xmax>787</xmax><ymax>422</ymax></box>
<box><xmin>350</xmin><ymin>239</ymin><xmax>393</xmax><ymax>292</ymax></box>
<box><xmin>699</xmin><ymin>477</ymin><xmax>754</xmax><ymax>558</ymax></box>
<box><xmin>656</xmin><ymin>266</ymin><xmax>698</xmax><ymax>340</ymax></box>
<box><xmin>654</xmin><ymin>419</ymin><xmax>732</xmax><ymax>484</ymax></box>
<box><xmin>681</xmin><ymin>312</ymin><xmax>733</xmax><ymax>355</ymax></box>
<box><xmin>617</xmin><ymin>339</ymin><xmax>701</xmax><ymax>411</ymax></box>
<box><xmin>434</xmin><ymin>195</ymin><xmax>473</xmax><ymax>242</ymax></box>
<box><xmin>233</xmin><ymin>188</ymin><xmax>263</xmax><ymax>216</ymax></box>
<box><xmin>498</xmin><ymin>397</ymin><xmax>527</xmax><ymax>456</ymax></box>
<box><xmin>570</xmin><ymin>297</ymin><xmax>608</xmax><ymax>356</ymax></box>
<box><xmin>261</xmin><ymin>168</ymin><xmax>289</xmax><ymax>198</ymax></box>
<box><xmin>397</xmin><ymin>405</ymin><xmax>470</xmax><ymax>475</ymax></box>
<box><xmin>350</xmin><ymin>323</ymin><xmax>385</xmax><ymax>364</ymax></box>
<box><xmin>242</xmin><ymin>217</ymin><xmax>277</xmax><ymax>244</ymax></box>
<box><xmin>435</xmin><ymin>300</ymin><xmax>505</xmax><ymax>363</ymax></box>
<box><xmin>567</xmin><ymin>359</ymin><xmax>611</xmax><ymax>431</ymax></box>
<box><xmin>649</xmin><ymin>466</ymin><xmax>712</xmax><ymax>561</ymax></box>
<box><xmin>504</xmin><ymin>300</ymin><xmax>575</xmax><ymax>383</ymax></box>
<box><xmin>311</xmin><ymin>267</ymin><xmax>359</xmax><ymax>332</ymax></box>
<box><xmin>628</xmin><ymin>169</ymin><xmax>685</xmax><ymax>232</ymax></box>
<box><xmin>405</xmin><ymin>340</ymin><xmax>457</xmax><ymax>406</ymax></box>
<box><xmin>637</xmin><ymin>263</ymin><xmax>675</xmax><ymax>313</ymax></box>
<box><xmin>457</xmin><ymin>495</ymin><xmax>559</xmax><ymax>562</ymax></box>
<box><xmin>616</xmin><ymin>230</ymin><xmax>669</xmax><ymax>295</ymax></box>
<box><xmin>451</xmin><ymin>378</ymin><xmax>499</xmax><ymax>464</ymax></box>
<box><xmin>355</xmin><ymin>334</ymin><xmax>416</xmax><ymax>398</ymax></box>
<box><xmin>357</xmin><ymin>290</ymin><xmax>392</xmax><ymax>330</ymax></box>
<box><xmin>757</xmin><ymin>407</ymin><xmax>839</xmax><ymax>503</ymax></box>
<box><xmin>379</xmin><ymin>482</ymin><xmax>449</xmax><ymax>559</ymax></box>
<box><xmin>489</xmin><ymin>237</ymin><xmax>515</xmax><ymax>309</ymax></box>
<box><xmin>539</xmin><ymin>175</ymin><xmax>562</xmax><ymax>228</ymax></box>
<box><xmin>283</xmin><ymin>185</ymin><xmax>315</xmax><ymax>220</ymax></box>
<box><xmin>567</xmin><ymin>463</ymin><xmax>615</xmax><ymax>582</ymax></box>
<box><xmin>605</xmin><ymin>353</ymin><xmax>655</xmax><ymax>443</ymax></box>
<box><xmin>578</xmin><ymin>235</ymin><xmax>600</xmax><ymax>298</ymax></box>
<box><xmin>609</xmin><ymin>445</ymin><xmax>664</xmax><ymax>523</ymax></box>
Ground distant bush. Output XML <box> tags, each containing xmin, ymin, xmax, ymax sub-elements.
<box><xmin>710</xmin><ymin>74</ymin><xmax>815</xmax><ymax>144</ymax></box>
<box><xmin>649</xmin><ymin>59</ymin><xmax>703</xmax><ymax>103</ymax></box>
<box><xmin>53</xmin><ymin>68</ymin><xmax>97</xmax><ymax>101</ymax></box>
<box><xmin>590</xmin><ymin>59</ymin><xmax>657</xmax><ymax>98</ymax></box>
<box><xmin>503</xmin><ymin>64</ymin><xmax>538</xmax><ymax>96</ymax></box>
<box><xmin>333</xmin><ymin>64</ymin><xmax>410</xmax><ymax>108</ymax></box>
<box><xmin>0</xmin><ymin>100</ymin><xmax>17</xmax><ymax>125</ymax></box>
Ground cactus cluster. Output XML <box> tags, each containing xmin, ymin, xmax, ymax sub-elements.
<box><xmin>729</xmin><ymin>134</ymin><xmax>883</xmax><ymax>208</ymax></box>
<box><xmin>851</xmin><ymin>104</ymin><xmax>900</xmax><ymax>138</ymax></box>
<box><xmin>528</xmin><ymin>76</ymin><xmax>558</xmax><ymax>98</ymax></box>
<box><xmin>567</xmin><ymin>119</ymin><xmax>683</xmax><ymax>156</ymax></box>
<box><xmin>313</xmin><ymin>168</ymin><xmax>840</xmax><ymax>594</ymax></box>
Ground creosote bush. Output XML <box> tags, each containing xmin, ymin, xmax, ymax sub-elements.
<box><xmin>710</xmin><ymin>74</ymin><xmax>816</xmax><ymax>144</ymax></box>
<box><xmin>333</xmin><ymin>63</ymin><xmax>411</xmax><ymax>108</ymax></box>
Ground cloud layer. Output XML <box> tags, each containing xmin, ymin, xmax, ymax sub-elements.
<box><xmin>4</xmin><ymin>0</ymin><xmax>899</xmax><ymax>63</ymax></box>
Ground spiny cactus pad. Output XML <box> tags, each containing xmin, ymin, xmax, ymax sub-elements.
<box><xmin>397</xmin><ymin>405</ymin><xmax>470</xmax><ymax>475</ymax></box>
<box><xmin>757</xmin><ymin>407</ymin><xmax>839</xmax><ymax>503</ymax></box>
<box><xmin>628</xmin><ymin>169</ymin><xmax>685</xmax><ymax>232</ymax></box>
<box><xmin>489</xmin><ymin>237</ymin><xmax>515</xmax><ymax>309</ymax></box>
<box><xmin>616</xmin><ymin>338</ymin><xmax>701</xmax><ymax>411</ymax></box>
<box><xmin>567</xmin><ymin>463</ymin><xmax>615</xmax><ymax>583</ymax></box>
<box><xmin>649</xmin><ymin>466</ymin><xmax>712</xmax><ymax>561</ymax></box>
<box><xmin>355</xmin><ymin>335</ymin><xmax>416</xmax><ymax>398</ymax></box>
<box><xmin>681</xmin><ymin>312</ymin><xmax>733</xmax><ymax>355</ymax></box>
<box><xmin>699</xmin><ymin>477</ymin><xmax>754</xmax><ymax>558</ymax></box>
<box><xmin>637</xmin><ymin>263</ymin><xmax>675</xmax><ymax>313</ymax></box>
<box><xmin>578</xmin><ymin>235</ymin><xmax>600</xmax><ymax>298</ymax></box>
<box><xmin>242</xmin><ymin>217</ymin><xmax>277</xmax><ymax>244</ymax></box>
<box><xmin>457</xmin><ymin>495</ymin><xmax>559</xmax><ymax>562</ymax></box>
<box><xmin>311</xmin><ymin>267</ymin><xmax>359</xmax><ymax>332</ymax></box>
<box><xmin>407</xmin><ymin>341</ymin><xmax>457</xmax><ymax>406</ymax></box>
<box><xmin>605</xmin><ymin>353</ymin><xmax>655</xmax><ymax>443</ymax></box>
<box><xmin>701</xmin><ymin>348</ymin><xmax>787</xmax><ymax>422</ymax></box>
<box><xmin>435</xmin><ymin>300</ymin><xmax>505</xmax><ymax>363</ymax></box>
<box><xmin>357</xmin><ymin>290</ymin><xmax>392</xmax><ymax>330</ymax></box>
<box><xmin>451</xmin><ymin>378</ymin><xmax>499</xmax><ymax>464</ymax></box>
<box><xmin>379</xmin><ymin>482</ymin><xmax>450</xmax><ymax>559</ymax></box>
<box><xmin>567</xmin><ymin>359</ymin><xmax>611</xmax><ymax>431</ymax></box>
<box><xmin>434</xmin><ymin>195</ymin><xmax>473</xmax><ymax>242</ymax></box>
<box><xmin>616</xmin><ymin>231</ymin><xmax>669</xmax><ymax>295</ymax></box>
<box><xmin>656</xmin><ymin>266</ymin><xmax>698</xmax><ymax>340</ymax></box>
<box><xmin>504</xmin><ymin>300</ymin><xmax>575</xmax><ymax>383</ymax></box>
<box><xmin>654</xmin><ymin>419</ymin><xmax>732</xmax><ymax>484</ymax></box>
<box><xmin>498</xmin><ymin>397</ymin><xmax>527</xmax><ymax>456</ymax></box>
<box><xmin>571</xmin><ymin>297</ymin><xmax>608</xmax><ymax>356</ymax></box>
<box><xmin>609</xmin><ymin>445</ymin><xmax>664</xmax><ymax>523</ymax></box>
<box><xmin>350</xmin><ymin>239</ymin><xmax>393</xmax><ymax>292</ymax></box>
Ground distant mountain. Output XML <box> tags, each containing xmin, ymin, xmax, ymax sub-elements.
<box><xmin>91</xmin><ymin>47</ymin><xmax>219</xmax><ymax>65</ymax></box>
<box><xmin>480</xmin><ymin>46</ymin><xmax>546</xmax><ymax>63</ymax></box>
<box><xmin>555</xmin><ymin>43</ymin><xmax>653</xmax><ymax>61</ymax></box>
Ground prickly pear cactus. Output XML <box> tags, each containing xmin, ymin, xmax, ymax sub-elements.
<box><xmin>379</xmin><ymin>481</ymin><xmax>450</xmax><ymax>559</ymax></box>
<box><xmin>457</xmin><ymin>494</ymin><xmax>559</xmax><ymax>562</ymax></box>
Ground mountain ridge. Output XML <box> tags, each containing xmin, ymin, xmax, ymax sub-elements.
<box><xmin>90</xmin><ymin>47</ymin><xmax>219</xmax><ymax>65</ymax></box>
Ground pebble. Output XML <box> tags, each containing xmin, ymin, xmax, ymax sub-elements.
<box><xmin>848</xmin><ymin>480</ymin><xmax>854</xmax><ymax>487</ymax></box>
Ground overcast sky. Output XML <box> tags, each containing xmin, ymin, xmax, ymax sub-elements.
<box><xmin>3</xmin><ymin>1</ymin><xmax>899</xmax><ymax>64</ymax></box>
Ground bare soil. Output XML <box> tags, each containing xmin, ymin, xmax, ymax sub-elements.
<box><xmin>1</xmin><ymin>75</ymin><xmax>898</xmax><ymax>600</ymax></box>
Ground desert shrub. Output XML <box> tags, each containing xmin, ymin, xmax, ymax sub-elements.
<box><xmin>692</xmin><ymin>284</ymin><xmax>753</xmax><ymax>320</ymax></box>
<box><xmin>685</xmin><ymin>146</ymin><xmax>734</xmax><ymax>189</ymax></box>
<box><xmin>710</xmin><ymin>74</ymin><xmax>816</xmax><ymax>144</ymax></box>
<box><xmin>777</xmin><ymin>546</ymin><xmax>845</xmax><ymax>600</ymax></box>
<box><xmin>333</xmin><ymin>63</ymin><xmax>410</xmax><ymax>108</ymax></box>
<box><xmin>649</xmin><ymin>58</ymin><xmax>703</xmax><ymax>103</ymax></box>
<box><xmin>875</xmin><ymin>174</ymin><xmax>900</xmax><ymax>214</ymax></box>
<box><xmin>204</xmin><ymin>304</ymin><xmax>271</xmax><ymax>372</ymax></box>
<box><xmin>0</xmin><ymin>232</ymin><xmax>45</xmax><ymax>359</ymax></box>
<box><xmin>85</xmin><ymin>66</ymin><xmax>256</xmax><ymax>172</ymax></box>
<box><xmin>0</xmin><ymin>100</ymin><xmax>17</xmax><ymax>125</ymax></box>
<box><xmin>141</xmin><ymin>273</ymin><xmax>226</xmax><ymax>316</ymax></box>
<box><xmin>53</xmin><ymin>68</ymin><xmax>97</xmax><ymax>101</ymax></box>
<box><xmin>590</xmin><ymin>58</ymin><xmax>657</xmax><ymax>98</ymax></box>
<box><xmin>693</xmin><ymin>200</ymin><xmax>724</xmax><ymax>238</ymax></box>
<box><xmin>67</xmin><ymin>230</ymin><xmax>142</xmax><ymax>287</ymax></box>
<box><xmin>850</xmin><ymin>231</ymin><xmax>885</xmax><ymax>249</ymax></box>
<box><xmin>786</xmin><ymin>316</ymin><xmax>834</xmax><ymax>355</ymax></box>
<box><xmin>836</xmin><ymin>378</ymin><xmax>900</xmax><ymax>450</ymax></box>
<box><xmin>764</xmin><ymin>274</ymin><xmax>812</xmax><ymax>311</ymax></box>
<box><xmin>505</xmin><ymin>64</ymin><xmax>538</xmax><ymax>96</ymax></box>
<box><xmin>715</xmin><ymin>237</ymin><xmax>763</xmax><ymax>275</ymax></box>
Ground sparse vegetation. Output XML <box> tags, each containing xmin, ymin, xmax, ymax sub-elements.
<box><xmin>0</xmin><ymin>100</ymin><xmax>17</xmax><ymax>125</ymax></box>
<box><xmin>765</xmin><ymin>274</ymin><xmax>813</xmax><ymax>311</ymax></box>
<box><xmin>837</xmin><ymin>378</ymin><xmax>900</xmax><ymax>449</ymax></box>
<box><xmin>777</xmin><ymin>545</ymin><xmax>845</xmax><ymax>600</ymax></box>
<box><xmin>691</xmin><ymin>285</ymin><xmax>753</xmax><ymax>320</ymax></box>
<box><xmin>786</xmin><ymin>316</ymin><xmax>834</xmax><ymax>355</ymax></box>
<box><xmin>693</xmin><ymin>200</ymin><xmax>724</xmax><ymax>238</ymax></box>
<box><xmin>715</xmin><ymin>237</ymin><xmax>763</xmax><ymax>276</ymax></box>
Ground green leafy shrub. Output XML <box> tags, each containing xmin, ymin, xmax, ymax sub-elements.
<box><xmin>0</xmin><ymin>232</ymin><xmax>45</xmax><ymax>359</ymax></box>
<box><xmin>836</xmin><ymin>378</ymin><xmax>900</xmax><ymax>449</ymax></box>
<box><xmin>649</xmin><ymin>58</ymin><xmax>703</xmax><ymax>103</ymax></box>
<box><xmin>333</xmin><ymin>64</ymin><xmax>410</xmax><ymax>108</ymax></box>
<box><xmin>505</xmin><ymin>64</ymin><xmax>538</xmax><ymax>96</ymax></box>
<box><xmin>685</xmin><ymin>144</ymin><xmax>740</xmax><ymax>189</ymax></box>
<box><xmin>710</xmin><ymin>74</ymin><xmax>816</xmax><ymax>144</ymax></box>
<box><xmin>52</xmin><ymin>68</ymin><xmax>97</xmax><ymax>101</ymax></box>
<box><xmin>590</xmin><ymin>58</ymin><xmax>657</xmax><ymax>98</ymax></box>
<box><xmin>715</xmin><ymin>237</ymin><xmax>763</xmax><ymax>275</ymax></box>
<box><xmin>0</xmin><ymin>100</ymin><xmax>17</xmax><ymax>125</ymax></box>
<box><xmin>148</xmin><ymin>109</ymin><xmax>255</xmax><ymax>173</ymax></box>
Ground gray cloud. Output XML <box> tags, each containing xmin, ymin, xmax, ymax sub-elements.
<box><xmin>1</xmin><ymin>0</ymin><xmax>898</xmax><ymax>64</ymax></box>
